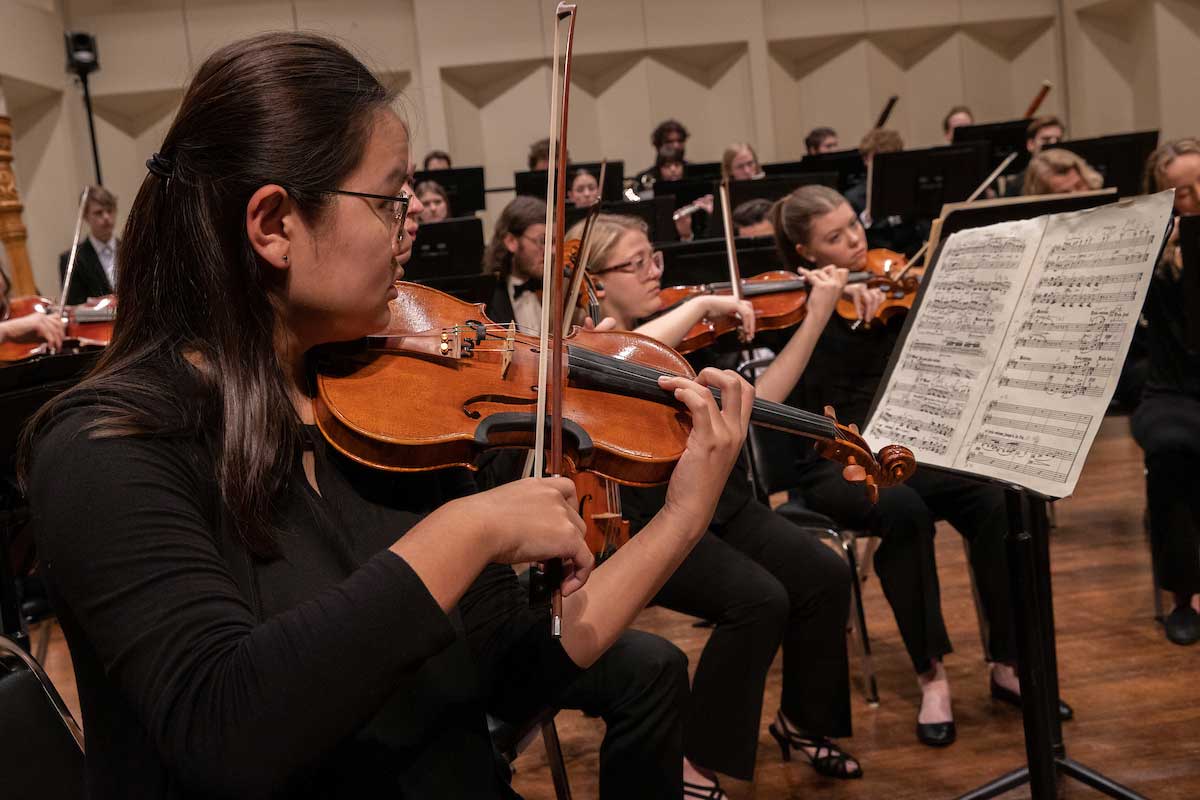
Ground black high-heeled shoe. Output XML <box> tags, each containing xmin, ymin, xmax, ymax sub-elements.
<box><xmin>990</xmin><ymin>678</ymin><xmax>1074</xmax><ymax>721</ymax></box>
<box><xmin>916</xmin><ymin>720</ymin><xmax>957</xmax><ymax>747</ymax></box>
<box><xmin>768</xmin><ymin>722</ymin><xmax>863</xmax><ymax>779</ymax></box>
<box><xmin>683</xmin><ymin>778</ymin><xmax>727</xmax><ymax>798</ymax></box>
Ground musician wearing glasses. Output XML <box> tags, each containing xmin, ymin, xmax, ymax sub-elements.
<box><xmin>482</xmin><ymin>195</ymin><xmax>549</xmax><ymax>332</ymax></box>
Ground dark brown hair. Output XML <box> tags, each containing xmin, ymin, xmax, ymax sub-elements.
<box><xmin>1026</xmin><ymin>116</ymin><xmax>1064</xmax><ymax>141</ymax></box>
<box><xmin>942</xmin><ymin>105</ymin><xmax>973</xmax><ymax>133</ymax></box>
<box><xmin>84</xmin><ymin>184</ymin><xmax>117</xmax><ymax>211</ymax></box>
<box><xmin>859</xmin><ymin>128</ymin><xmax>903</xmax><ymax>160</ymax></box>
<box><xmin>770</xmin><ymin>185</ymin><xmax>848</xmax><ymax>267</ymax></box>
<box><xmin>23</xmin><ymin>32</ymin><xmax>395</xmax><ymax>557</ymax></box>
<box><xmin>651</xmin><ymin>119</ymin><xmax>689</xmax><ymax>149</ymax></box>
<box><xmin>804</xmin><ymin>127</ymin><xmax>837</xmax><ymax>153</ymax></box>
<box><xmin>483</xmin><ymin>195</ymin><xmax>547</xmax><ymax>275</ymax></box>
<box><xmin>422</xmin><ymin>149</ymin><xmax>451</xmax><ymax>170</ymax></box>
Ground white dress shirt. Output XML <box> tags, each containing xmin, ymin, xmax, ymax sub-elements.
<box><xmin>507</xmin><ymin>274</ymin><xmax>543</xmax><ymax>333</ymax></box>
<box><xmin>89</xmin><ymin>234</ymin><xmax>118</xmax><ymax>290</ymax></box>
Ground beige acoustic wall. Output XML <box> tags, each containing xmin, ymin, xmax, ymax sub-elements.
<box><xmin>1</xmin><ymin>0</ymin><xmax>1199</xmax><ymax>294</ymax></box>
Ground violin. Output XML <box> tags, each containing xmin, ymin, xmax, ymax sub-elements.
<box><xmin>0</xmin><ymin>294</ymin><xmax>115</xmax><ymax>363</ymax></box>
<box><xmin>659</xmin><ymin>269</ymin><xmax>875</xmax><ymax>354</ymax></box>
<box><xmin>313</xmin><ymin>282</ymin><xmax>916</xmax><ymax>501</ymax></box>
<box><xmin>835</xmin><ymin>248</ymin><xmax>925</xmax><ymax>328</ymax></box>
<box><xmin>574</xmin><ymin>471</ymin><xmax>630</xmax><ymax>563</ymax></box>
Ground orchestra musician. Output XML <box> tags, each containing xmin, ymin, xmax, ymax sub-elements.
<box><xmin>635</xmin><ymin>119</ymin><xmax>690</xmax><ymax>188</ymax></box>
<box><xmin>413</xmin><ymin>179</ymin><xmax>450</xmax><ymax>223</ymax></box>
<box><xmin>1022</xmin><ymin>148</ymin><xmax>1103</xmax><ymax>195</ymax></box>
<box><xmin>571</xmin><ymin>213</ymin><xmax>890</xmax><ymax>796</ymax></box>
<box><xmin>483</xmin><ymin>195</ymin><xmax>548</xmax><ymax>333</ymax></box>
<box><xmin>805</xmin><ymin>127</ymin><xmax>839</xmax><ymax>155</ymax></box>
<box><xmin>1003</xmin><ymin>117</ymin><xmax>1067</xmax><ymax>196</ymax></box>
<box><xmin>942</xmin><ymin>105</ymin><xmax>974</xmax><ymax>143</ymax></box>
<box><xmin>23</xmin><ymin>32</ymin><xmax>755</xmax><ymax>799</ymax></box>
<box><xmin>567</xmin><ymin>167</ymin><xmax>600</xmax><ymax>208</ymax></box>
<box><xmin>721</xmin><ymin>142</ymin><xmax>761</xmax><ymax>181</ymax></box>
<box><xmin>771</xmin><ymin>185</ymin><xmax>1074</xmax><ymax>748</ymax></box>
<box><xmin>58</xmin><ymin>185</ymin><xmax>119</xmax><ymax>305</ymax></box>
<box><xmin>422</xmin><ymin>149</ymin><xmax>452</xmax><ymax>171</ymax></box>
<box><xmin>731</xmin><ymin>198</ymin><xmax>774</xmax><ymax>237</ymax></box>
<box><xmin>844</xmin><ymin>128</ymin><xmax>903</xmax><ymax>217</ymax></box>
<box><xmin>1133</xmin><ymin>137</ymin><xmax>1200</xmax><ymax>645</ymax></box>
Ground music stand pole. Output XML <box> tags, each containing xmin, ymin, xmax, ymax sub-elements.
<box><xmin>955</xmin><ymin>487</ymin><xmax>1145</xmax><ymax>800</ymax></box>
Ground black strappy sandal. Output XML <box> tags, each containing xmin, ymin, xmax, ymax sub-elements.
<box><xmin>768</xmin><ymin>720</ymin><xmax>863</xmax><ymax>780</ymax></box>
<box><xmin>683</xmin><ymin>778</ymin><xmax>727</xmax><ymax>799</ymax></box>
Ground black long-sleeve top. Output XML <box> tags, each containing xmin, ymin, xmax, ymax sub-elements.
<box><xmin>30</xmin><ymin>386</ymin><xmax>578</xmax><ymax>798</ymax></box>
<box><xmin>1141</xmin><ymin>264</ymin><xmax>1200</xmax><ymax>398</ymax></box>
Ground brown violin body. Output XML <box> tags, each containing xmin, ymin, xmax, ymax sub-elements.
<box><xmin>836</xmin><ymin>249</ymin><xmax>925</xmax><ymax>328</ymax></box>
<box><xmin>0</xmin><ymin>294</ymin><xmax>115</xmax><ymax>363</ymax></box>
<box><xmin>314</xmin><ymin>282</ymin><xmax>917</xmax><ymax>500</ymax></box>
<box><xmin>658</xmin><ymin>270</ymin><xmax>813</xmax><ymax>354</ymax></box>
<box><xmin>574</xmin><ymin>471</ymin><xmax>631</xmax><ymax>562</ymax></box>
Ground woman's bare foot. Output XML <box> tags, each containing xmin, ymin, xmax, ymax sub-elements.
<box><xmin>917</xmin><ymin>659</ymin><xmax>953</xmax><ymax>724</ymax></box>
<box><xmin>991</xmin><ymin>661</ymin><xmax>1020</xmax><ymax>694</ymax></box>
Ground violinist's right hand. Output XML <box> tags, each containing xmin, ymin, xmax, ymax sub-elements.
<box><xmin>0</xmin><ymin>312</ymin><xmax>66</xmax><ymax>351</ymax></box>
<box><xmin>703</xmin><ymin>295</ymin><xmax>757</xmax><ymax>340</ymax></box>
<box><xmin>457</xmin><ymin>477</ymin><xmax>594</xmax><ymax>596</ymax></box>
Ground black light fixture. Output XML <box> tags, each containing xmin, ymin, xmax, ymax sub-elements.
<box><xmin>64</xmin><ymin>31</ymin><xmax>102</xmax><ymax>185</ymax></box>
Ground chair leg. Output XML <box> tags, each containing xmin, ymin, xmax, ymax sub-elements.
<box><xmin>541</xmin><ymin>718</ymin><xmax>572</xmax><ymax>800</ymax></box>
<box><xmin>841</xmin><ymin>533</ymin><xmax>879</xmax><ymax>706</ymax></box>
<box><xmin>858</xmin><ymin>537</ymin><xmax>880</xmax><ymax>583</ymax></box>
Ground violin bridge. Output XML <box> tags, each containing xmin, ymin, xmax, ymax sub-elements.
<box><xmin>500</xmin><ymin>321</ymin><xmax>516</xmax><ymax>378</ymax></box>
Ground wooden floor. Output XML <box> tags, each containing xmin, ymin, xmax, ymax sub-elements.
<box><xmin>36</xmin><ymin>415</ymin><xmax>1200</xmax><ymax>798</ymax></box>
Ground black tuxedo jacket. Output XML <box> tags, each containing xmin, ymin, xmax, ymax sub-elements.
<box><xmin>486</xmin><ymin>277</ymin><xmax>516</xmax><ymax>325</ymax></box>
<box><xmin>58</xmin><ymin>240</ymin><xmax>113</xmax><ymax>305</ymax></box>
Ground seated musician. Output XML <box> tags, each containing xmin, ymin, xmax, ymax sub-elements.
<box><xmin>422</xmin><ymin>149</ymin><xmax>451</xmax><ymax>170</ymax></box>
<box><xmin>414</xmin><ymin>179</ymin><xmax>450</xmax><ymax>223</ymax></box>
<box><xmin>483</xmin><ymin>195</ymin><xmax>548</xmax><ymax>331</ymax></box>
<box><xmin>805</xmin><ymin>126</ymin><xmax>839</xmax><ymax>155</ymax></box>
<box><xmin>58</xmin><ymin>185</ymin><xmax>118</xmax><ymax>305</ymax></box>
<box><xmin>24</xmin><ymin>32</ymin><xmax>755</xmax><ymax>799</ymax></box>
<box><xmin>721</xmin><ymin>142</ymin><xmax>761</xmax><ymax>181</ymax></box>
<box><xmin>1022</xmin><ymin>148</ymin><xmax>1102</xmax><ymax>195</ymax></box>
<box><xmin>731</xmin><ymin>198</ymin><xmax>774</xmax><ymax>237</ymax></box>
<box><xmin>567</xmin><ymin>167</ymin><xmax>600</xmax><ymax>208</ymax></box>
<box><xmin>571</xmin><ymin>212</ymin><xmax>878</xmax><ymax>796</ymax></box>
<box><xmin>635</xmin><ymin>119</ymin><xmax>690</xmax><ymax>188</ymax></box>
<box><xmin>771</xmin><ymin>185</ymin><xmax>1074</xmax><ymax>748</ymax></box>
<box><xmin>652</xmin><ymin>146</ymin><xmax>711</xmax><ymax>242</ymax></box>
<box><xmin>0</xmin><ymin>264</ymin><xmax>64</xmax><ymax>352</ymax></box>
<box><xmin>942</xmin><ymin>104</ymin><xmax>974</xmax><ymax>143</ymax></box>
<box><xmin>1133</xmin><ymin>137</ymin><xmax>1200</xmax><ymax>645</ymax></box>
<box><xmin>843</xmin><ymin>128</ymin><xmax>902</xmax><ymax>216</ymax></box>
<box><xmin>1003</xmin><ymin>117</ymin><xmax>1067</xmax><ymax>196</ymax></box>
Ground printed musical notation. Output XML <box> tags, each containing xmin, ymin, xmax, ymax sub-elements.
<box><xmin>863</xmin><ymin>192</ymin><xmax>1174</xmax><ymax>497</ymax></box>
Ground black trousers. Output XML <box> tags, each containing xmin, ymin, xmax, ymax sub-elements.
<box><xmin>1131</xmin><ymin>392</ymin><xmax>1200</xmax><ymax>595</ymax></box>
<box><xmin>792</xmin><ymin>461</ymin><xmax>1015</xmax><ymax>673</ymax></box>
<box><xmin>552</xmin><ymin>630</ymin><xmax>689</xmax><ymax>799</ymax></box>
<box><xmin>651</xmin><ymin>496</ymin><xmax>853</xmax><ymax>781</ymax></box>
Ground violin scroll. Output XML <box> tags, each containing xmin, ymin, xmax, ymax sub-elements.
<box><xmin>816</xmin><ymin>405</ymin><xmax>917</xmax><ymax>504</ymax></box>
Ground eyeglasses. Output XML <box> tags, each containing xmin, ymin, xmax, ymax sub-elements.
<box><xmin>592</xmin><ymin>250</ymin><xmax>663</xmax><ymax>277</ymax></box>
<box><xmin>317</xmin><ymin>188</ymin><xmax>411</xmax><ymax>240</ymax></box>
<box><xmin>521</xmin><ymin>232</ymin><xmax>547</xmax><ymax>248</ymax></box>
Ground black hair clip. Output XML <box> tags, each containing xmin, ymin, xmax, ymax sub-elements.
<box><xmin>146</xmin><ymin>152</ymin><xmax>175</xmax><ymax>179</ymax></box>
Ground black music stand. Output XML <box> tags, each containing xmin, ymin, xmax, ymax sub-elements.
<box><xmin>1048</xmin><ymin>131</ymin><xmax>1159</xmax><ymax>198</ymax></box>
<box><xmin>407</xmin><ymin>216</ymin><xmax>485</xmax><ymax>280</ymax></box>
<box><xmin>870</xmin><ymin>142</ymin><xmax>990</xmax><ymax>223</ymax></box>
<box><xmin>684</xmin><ymin>161</ymin><xmax>722</xmax><ymax>179</ymax></box>
<box><xmin>563</xmin><ymin>196</ymin><xmax>676</xmax><ymax>243</ymax></box>
<box><xmin>0</xmin><ymin>351</ymin><xmax>101</xmax><ymax>651</ymax></box>
<box><xmin>657</xmin><ymin>236</ymin><xmax>781</xmax><ymax>287</ymax></box>
<box><xmin>413</xmin><ymin>166</ymin><xmax>487</xmax><ymax>214</ymax></box>
<box><xmin>952</xmin><ymin>118</ymin><xmax>1032</xmax><ymax>175</ymax></box>
<box><xmin>409</xmin><ymin>272</ymin><xmax>498</xmax><ymax>306</ymax></box>
<box><xmin>514</xmin><ymin>161</ymin><xmax>626</xmax><ymax>203</ymax></box>
<box><xmin>704</xmin><ymin>173</ymin><xmax>839</xmax><ymax>239</ymax></box>
<box><xmin>794</xmin><ymin>149</ymin><xmax>867</xmax><ymax>193</ymax></box>
<box><xmin>1181</xmin><ymin>215</ymin><xmax>1200</xmax><ymax>353</ymax></box>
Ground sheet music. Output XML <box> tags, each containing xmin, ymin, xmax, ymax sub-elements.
<box><xmin>863</xmin><ymin>191</ymin><xmax>1173</xmax><ymax>497</ymax></box>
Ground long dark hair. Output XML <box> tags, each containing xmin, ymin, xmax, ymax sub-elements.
<box><xmin>22</xmin><ymin>32</ymin><xmax>394</xmax><ymax>557</ymax></box>
<box><xmin>483</xmin><ymin>195</ymin><xmax>546</xmax><ymax>275</ymax></box>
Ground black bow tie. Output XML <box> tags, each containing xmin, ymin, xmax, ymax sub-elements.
<box><xmin>513</xmin><ymin>278</ymin><xmax>542</xmax><ymax>298</ymax></box>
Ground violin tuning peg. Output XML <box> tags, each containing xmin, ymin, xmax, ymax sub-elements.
<box><xmin>866</xmin><ymin>482</ymin><xmax>879</xmax><ymax>504</ymax></box>
<box><xmin>842</xmin><ymin>464</ymin><xmax>867</xmax><ymax>484</ymax></box>
<box><xmin>848</xmin><ymin>423</ymin><xmax>860</xmax><ymax>435</ymax></box>
<box><xmin>823</xmin><ymin>405</ymin><xmax>839</xmax><ymax>423</ymax></box>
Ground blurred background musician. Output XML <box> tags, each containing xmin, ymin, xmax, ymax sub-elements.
<box><xmin>567</xmin><ymin>167</ymin><xmax>600</xmax><ymax>208</ymax></box>
<box><xmin>635</xmin><ymin>118</ymin><xmax>690</xmax><ymax>189</ymax></box>
<box><xmin>482</xmin><ymin>195</ymin><xmax>546</xmax><ymax>332</ymax></box>
<box><xmin>805</xmin><ymin>126</ymin><xmax>839</xmax><ymax>155</ymax></box>
<box><xmin>1133</xmin><ymin>137</ymin><xmax>1200</xmax><ymax>645</ymax></box>
<box><xmin>1022</xmin><ymin>148</ymin><xmax>1103</xmax><ymax>195</ymax></box>
<box><xmin>721</xmin><ymin>142</ymin><xmax>762</xmax><ymax>181</ymax></box>
<box><xmin>844</xmin><ymin>128</ymin><xmax>903</xmax><ymax>217</ymax></box>
<box><xmin>0</xmin><ymin>262</ymin><xmax>65</xmax><ymax>353</ymax></box>
<box><xmin>414</xmin><ymin>180</ymin><xmax>450</xmax><ymax>223</ymax></box>
<box><xmin>58</xmin><ymin>185</ymin><xmax>118</xmax><ymax>305</ymax></box>
<box><xmin>731</xmin><ymin>198</ymin><xmax>774</xmax><ymax>237</ymax></box>
<box><xmin>1003</xmin><ymin>116</ymin><xmax>1067</xmax><ymax>196</ymax></box>
<box><xmin>422</xmin><ymin>149</ymin><xmax>452</xmax><ymax>171</ymax></box>
<box><xmin>942</xmin><ymin>105</ymin><xmax>974</xmax><ymax>143</ymax></box>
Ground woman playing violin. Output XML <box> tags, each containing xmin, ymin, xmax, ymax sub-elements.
<box><xmin>23</xmin><ymin>32</ymin><xmax>754</xmax><ymax>799</ymax></box>
<box><xmin>771</xmin><ymin>185</ymin><xmax>1072</xmax><ymax>748</ymax></box>
<box><xmin>573</xmin><ymin>212</ymin><xmax>864</xmax><ymax>796</ymax></box>
<box><xmin>0</xmin><ymin>266</ymin><xmax>66</xmax><ymax>354</ymax></box>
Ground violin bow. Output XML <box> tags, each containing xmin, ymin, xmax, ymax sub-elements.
<box><xmin>532</xmin><ymin>1</ymin><xmax>578</xmax><ymax>638</ymax></box>
<box><xmin>56</xmin><ymin>188</ymin><xmax>93</xmax><ymax>323</ymax></box>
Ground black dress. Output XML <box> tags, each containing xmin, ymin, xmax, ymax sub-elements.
<box><xmin>29</xmin><ymin>386</ymin><xmax>581</xmax><ymax>798</ymax></box>
<box><xmin>1130</xmin><ymin>263</ymin><xmax>1200</xmax><ymax>594</ymax></box>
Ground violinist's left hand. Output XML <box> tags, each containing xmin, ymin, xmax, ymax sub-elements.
<box><xmin>799</xmin><ymin>265</ymin><xmax>849</xmax><ymax>325</ymax></box>
<box><xmin>658</xmin><ymin>368</ymin><xmax>754</xmax><ymax>539</ymax></box>
<box><xmin>582</xmin><ymin>315</ymin><xmax>619</xmax><ymax>332</ymax></box>
<box><xmin>842</xmin><ymin>283</ymin><xmax>886</xmax><ymax>323</ymax></box>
